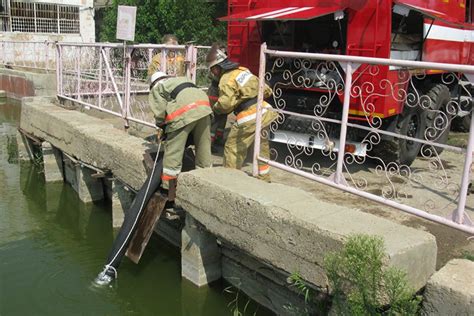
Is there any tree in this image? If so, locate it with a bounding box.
[98,0,227,45]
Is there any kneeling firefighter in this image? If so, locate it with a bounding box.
[206,44,278,181]
[94,72,212,286]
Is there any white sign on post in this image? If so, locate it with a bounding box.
[116,6,137,41]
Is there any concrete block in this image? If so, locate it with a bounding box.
[181,215,221,287]
[42,142,63,182]
[76,166,104,203]
[19,97,148,190]
[177,168,437,291]
[64,159,104,203]
[111,180,134,228]
[422,259,474,316]
[222,247,319,315]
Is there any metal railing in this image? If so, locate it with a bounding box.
[253,43,474,235]
[56,42,211,128]
[0,40,56,72]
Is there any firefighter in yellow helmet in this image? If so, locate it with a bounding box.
[147,34,186,79]
[149,71,212,199]
[206,45,278,181]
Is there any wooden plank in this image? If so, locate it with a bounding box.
[125,192,167,264]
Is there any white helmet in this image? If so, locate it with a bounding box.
[206,44,228,69]
[150,71,168,84]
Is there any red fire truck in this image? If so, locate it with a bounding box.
[220,0,474,165]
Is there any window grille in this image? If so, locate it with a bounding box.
[6,1,80,34]
[0,0,9,31]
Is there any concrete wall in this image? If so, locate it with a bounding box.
[0,69,56,99]
[177,168,438,292]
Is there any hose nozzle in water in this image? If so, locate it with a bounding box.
[93,265,117,286]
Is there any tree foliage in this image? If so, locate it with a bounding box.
[98,0,227,45]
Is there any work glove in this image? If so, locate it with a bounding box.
[156,127,166,142]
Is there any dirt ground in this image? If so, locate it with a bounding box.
[79,105,473,269]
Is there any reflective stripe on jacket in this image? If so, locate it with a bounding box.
[149,77,212,133]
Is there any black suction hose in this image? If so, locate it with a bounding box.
[98,151,164,281]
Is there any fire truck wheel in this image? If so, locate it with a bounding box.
[372,107,426,166]
[396,106,427,166]
[420,84,451,157]
[452,113,471,133]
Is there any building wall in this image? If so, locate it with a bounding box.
[0,0,95,42]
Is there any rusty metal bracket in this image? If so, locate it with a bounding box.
[62,151,111,176]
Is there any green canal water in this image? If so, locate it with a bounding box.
[0,100,267,315]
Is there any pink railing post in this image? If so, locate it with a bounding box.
[45,41,49,73]
[334,62,353,185]
[148,48,153,73]
[185,44,197,83]
[98,46,103,109]
[453,112,474,224]
[253,43,268,176]
[160,47,167,73]
[55,43,61,96]
[123,45,131,129]
[76,46,81,101]
[100,48,124,117]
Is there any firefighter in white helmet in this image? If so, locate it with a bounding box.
[149,71,212,199]
[206,44,277,181]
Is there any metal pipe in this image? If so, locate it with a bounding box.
[76,46,81,101]
[335,62,352,184]
[126,116,156,128]
[58,44,63,95]
[253,43,267,176]
[59,95,124,118]
[454,112,474,223]
[56,44,61,96]
[160,48,167,72]
[267,107,463,153]
[260,158,474,235]
[98,46,103,109]
[123,45,131,128]
[265,49,474,74]
[100,48,124,111]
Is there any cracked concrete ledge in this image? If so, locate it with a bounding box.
[19,96,148,190]
[177,167,438,291]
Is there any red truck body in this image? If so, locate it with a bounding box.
[221,0,473,120]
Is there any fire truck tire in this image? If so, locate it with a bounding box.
[397,107,427,165]
[420,84,451,157]
[373,107,426,166]
[452,113,471,132]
